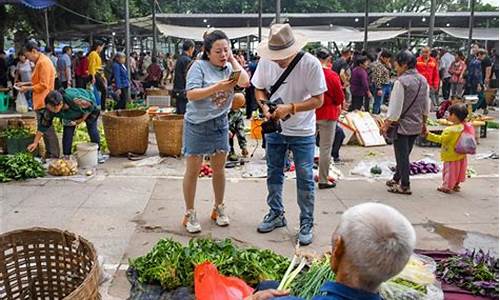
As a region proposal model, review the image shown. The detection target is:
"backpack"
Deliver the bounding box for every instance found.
[455,123,477,155]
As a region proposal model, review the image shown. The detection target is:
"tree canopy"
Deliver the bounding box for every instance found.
[0,0,497,49]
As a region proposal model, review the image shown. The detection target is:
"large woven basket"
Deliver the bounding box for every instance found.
[0,228,100,300]
[153,115,184,157]
[102,110,149,156]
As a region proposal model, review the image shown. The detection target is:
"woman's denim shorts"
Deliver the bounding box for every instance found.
[183,114,230,156]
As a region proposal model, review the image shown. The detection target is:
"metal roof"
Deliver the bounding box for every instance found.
[155,12,498,28]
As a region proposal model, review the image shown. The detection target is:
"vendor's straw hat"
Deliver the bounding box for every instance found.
[256,23,308,61]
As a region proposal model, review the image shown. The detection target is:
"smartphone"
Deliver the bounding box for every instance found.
[229,70,241,82]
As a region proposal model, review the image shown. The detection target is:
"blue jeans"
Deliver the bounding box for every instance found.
[266,133,316,225]
[62,118,100,156]
[372,83,391,114]
[25,91,33,109]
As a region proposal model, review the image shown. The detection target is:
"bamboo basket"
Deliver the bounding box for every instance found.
[153,115,184,157]
[0,228,100,300]
[102,110,149,156]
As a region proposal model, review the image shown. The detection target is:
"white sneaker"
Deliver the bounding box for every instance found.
[182,209,201,233]
[211,204,230,227]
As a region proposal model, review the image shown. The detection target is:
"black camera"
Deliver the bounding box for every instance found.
[261,98,290,134]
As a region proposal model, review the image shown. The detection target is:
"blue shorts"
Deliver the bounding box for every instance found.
[182,114,230,156]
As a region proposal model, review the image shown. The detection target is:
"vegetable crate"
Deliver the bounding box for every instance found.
[0,228,100,299]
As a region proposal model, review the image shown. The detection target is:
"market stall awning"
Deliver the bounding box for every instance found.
[440,27,499,41]
[156,23,407,43]
[0,0,56,9]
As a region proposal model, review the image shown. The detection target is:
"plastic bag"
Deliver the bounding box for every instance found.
[350,159,396,178]
[395,255,437,285]
[380,281,444,300]
[381,254,444,300]
[455,123,477,155]
[16,92,28,113]
[194,262,254,300]
[48,158,78,176]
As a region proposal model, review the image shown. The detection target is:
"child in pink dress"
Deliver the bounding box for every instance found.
[426,104,469,193]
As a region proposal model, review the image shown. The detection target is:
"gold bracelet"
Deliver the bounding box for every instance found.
[291,103,297,115]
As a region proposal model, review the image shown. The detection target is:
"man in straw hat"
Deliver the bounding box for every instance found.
[252,23,327,246]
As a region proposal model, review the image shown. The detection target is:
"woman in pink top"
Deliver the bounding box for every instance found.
[448,52,466,97]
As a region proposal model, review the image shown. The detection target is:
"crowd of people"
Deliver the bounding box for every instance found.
[0,24,496,248]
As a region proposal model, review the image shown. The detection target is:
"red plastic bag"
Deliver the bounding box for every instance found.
[455,122,477,155]
[194,262,254,300]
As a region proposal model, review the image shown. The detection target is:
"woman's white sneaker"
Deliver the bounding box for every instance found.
[211,204,230,227]
[183,209,202,233]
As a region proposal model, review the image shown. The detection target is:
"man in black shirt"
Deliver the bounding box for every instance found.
[332,48,352,107]
[173,40,195,115]
[0,51,8,88]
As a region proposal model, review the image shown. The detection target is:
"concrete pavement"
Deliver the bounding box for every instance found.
[1,123,498,299]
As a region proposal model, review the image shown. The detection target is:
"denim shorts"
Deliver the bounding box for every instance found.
[183,113,230,156]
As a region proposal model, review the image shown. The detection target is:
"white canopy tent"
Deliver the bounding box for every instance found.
[440,27,499,41]
[155,23,408,43]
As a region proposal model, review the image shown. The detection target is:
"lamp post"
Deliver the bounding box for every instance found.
[468,0,476,53]
[276,0,281,24]
[363,0,368,50]
[428,0,436,47]
[258,0,262,42]
[152,0,157,58]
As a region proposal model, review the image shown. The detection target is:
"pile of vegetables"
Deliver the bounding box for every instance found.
[370,165,382,175]
[48,159,78,176]
[1,127,32,139]
[409,161,439,176]
[436,249,499,298]
[199,164,213,177]
[289,255,335,299]
[129,238,289,290]
[286,254,442,300]
[0,152,45,182]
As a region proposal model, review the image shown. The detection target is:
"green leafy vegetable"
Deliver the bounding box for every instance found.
[0,152,45,182]
[437,249,499,298]
[290,255,335,299]
[129,238,289,290]
[1,128,32,139]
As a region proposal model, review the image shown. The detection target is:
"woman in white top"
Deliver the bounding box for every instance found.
[15,52,34,109]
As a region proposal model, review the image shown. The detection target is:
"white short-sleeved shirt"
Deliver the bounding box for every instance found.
[251,52,327,137]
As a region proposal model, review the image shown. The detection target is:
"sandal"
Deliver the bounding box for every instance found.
[437,187,452,194]
[453,186,461,192]
[388,185,412,195]
[386,179,398,187]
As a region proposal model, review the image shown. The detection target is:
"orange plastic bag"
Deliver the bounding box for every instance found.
[194,262,254,300]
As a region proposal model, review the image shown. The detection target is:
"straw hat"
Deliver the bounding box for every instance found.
[256,23,308,61]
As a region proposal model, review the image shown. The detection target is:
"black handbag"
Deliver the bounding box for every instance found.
[385,79,423,143]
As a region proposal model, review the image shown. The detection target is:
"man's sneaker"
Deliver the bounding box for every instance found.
[211,204,230,227]
[182,209,202,233]
[257,211,287,233]
[98,152,108,164]
[298,223,313,246]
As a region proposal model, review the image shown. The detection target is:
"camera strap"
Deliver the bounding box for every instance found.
[268,51,305,99]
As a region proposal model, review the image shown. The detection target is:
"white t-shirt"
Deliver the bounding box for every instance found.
[251,52,327,137]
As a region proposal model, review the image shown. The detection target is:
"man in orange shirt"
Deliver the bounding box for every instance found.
[416,47,440,109]
[17,40,60,158]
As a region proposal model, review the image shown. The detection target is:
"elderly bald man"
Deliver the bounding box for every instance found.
[246,203,416,300]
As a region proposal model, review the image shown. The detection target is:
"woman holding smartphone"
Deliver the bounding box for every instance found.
[182,30,249,233]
